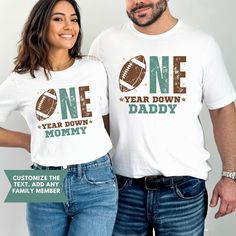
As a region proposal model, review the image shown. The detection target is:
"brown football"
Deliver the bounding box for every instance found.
[119,55,146,92]
[35,89,57,121]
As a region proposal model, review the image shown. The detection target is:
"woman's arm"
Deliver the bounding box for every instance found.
[0,127,30,152]
[102,115,110,135]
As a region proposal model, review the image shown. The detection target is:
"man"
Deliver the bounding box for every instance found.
[90,0,236,235]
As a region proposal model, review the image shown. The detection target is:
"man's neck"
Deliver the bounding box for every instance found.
[133,8,178,35]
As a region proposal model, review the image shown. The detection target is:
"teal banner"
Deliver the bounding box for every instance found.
[4,170,67,202]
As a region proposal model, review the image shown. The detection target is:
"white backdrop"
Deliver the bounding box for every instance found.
[0,1,235,235]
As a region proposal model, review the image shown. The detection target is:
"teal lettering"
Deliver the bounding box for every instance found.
[150,56,169,94]
[168,104,177,114]
[61,129,71,136]
[70,127,87,135]
[45,127,87,138]
[54,130,61,137]
[149,104,158,113]
[45,130,54,138]
[128,104,178,114]
[59,88,78,120]
[128,104,138,113]
[138,104,148,114]
[159,104,167,113]
[80,127,87,134]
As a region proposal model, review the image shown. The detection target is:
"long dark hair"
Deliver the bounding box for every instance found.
[13,0,82,79]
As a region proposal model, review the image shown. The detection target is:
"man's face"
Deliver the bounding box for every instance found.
[125,0,168,27]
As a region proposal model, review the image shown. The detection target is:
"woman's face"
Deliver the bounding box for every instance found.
[47,0,80,55]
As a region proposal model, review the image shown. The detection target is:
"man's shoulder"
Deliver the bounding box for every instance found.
[180,21,212,41]
[76,56,105,71]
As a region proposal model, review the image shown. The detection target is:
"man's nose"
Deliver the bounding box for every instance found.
[134,0,145,5]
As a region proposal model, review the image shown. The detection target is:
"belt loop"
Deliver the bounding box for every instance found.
[128,178,133,187]
[107,153,112,164]
[144,176,147,189]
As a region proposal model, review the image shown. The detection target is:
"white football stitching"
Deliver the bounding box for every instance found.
[131,58,146,69]
[122,62,133,79]
[37,95,46,111]
[120,80,135,90]
[36,110,49,119]
[44,91,57,100]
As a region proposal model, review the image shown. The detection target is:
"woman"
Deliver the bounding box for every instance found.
[0,0,117,235]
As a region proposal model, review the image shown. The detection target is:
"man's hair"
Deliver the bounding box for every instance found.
[13,0,82,79]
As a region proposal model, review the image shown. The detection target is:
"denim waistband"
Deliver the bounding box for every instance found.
[31,154,110,171]
[118,175,192,190]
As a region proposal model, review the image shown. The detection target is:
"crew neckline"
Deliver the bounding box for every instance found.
[49,58,78,77]
[128,20,182,39]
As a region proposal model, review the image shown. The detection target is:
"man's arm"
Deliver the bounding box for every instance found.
[209,102,236,218]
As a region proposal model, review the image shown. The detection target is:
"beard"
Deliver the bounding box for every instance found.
[127,0,168,27]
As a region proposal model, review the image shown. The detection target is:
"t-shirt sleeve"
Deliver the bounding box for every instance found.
[0,75,19,122]
[97,62,109,116]
[90,37,109,115]
[89,37,101,59]
[202,37,236,109]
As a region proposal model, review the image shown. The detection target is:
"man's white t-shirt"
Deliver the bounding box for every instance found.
[89,21,236,179]
[0,58,112,166]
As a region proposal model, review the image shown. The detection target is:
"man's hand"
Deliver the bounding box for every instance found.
[210,177,236,218]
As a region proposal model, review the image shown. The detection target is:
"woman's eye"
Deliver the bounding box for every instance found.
[53,17,63,21]
[71,18,78,22]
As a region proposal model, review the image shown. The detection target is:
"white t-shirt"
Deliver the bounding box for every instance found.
[89,21,236,179]
[0,57,112,166]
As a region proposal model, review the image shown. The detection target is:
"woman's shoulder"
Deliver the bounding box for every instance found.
[7,71,36,81]
[2,72,26,85]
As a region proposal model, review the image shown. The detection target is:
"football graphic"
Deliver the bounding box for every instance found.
[35,89,57,121]
[119,55,146,92]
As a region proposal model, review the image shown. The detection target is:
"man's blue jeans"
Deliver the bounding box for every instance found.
[27,155,118,236]
[113,175,207,236]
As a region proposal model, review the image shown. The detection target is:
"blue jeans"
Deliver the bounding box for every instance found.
[27,155,118,236]
[113,175,207,236]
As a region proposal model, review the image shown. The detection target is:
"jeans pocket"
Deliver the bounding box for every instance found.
[116,175,130,192]
[174,177,206,200]
[84,162,116,185]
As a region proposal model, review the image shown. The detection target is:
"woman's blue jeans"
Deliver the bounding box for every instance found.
[27,155,118,236]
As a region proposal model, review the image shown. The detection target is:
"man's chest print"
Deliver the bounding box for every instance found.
[119,55,146,92]
[118,55,187,114]
[35,86,93,138]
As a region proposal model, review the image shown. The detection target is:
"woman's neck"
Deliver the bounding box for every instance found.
[48,51,74,71]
